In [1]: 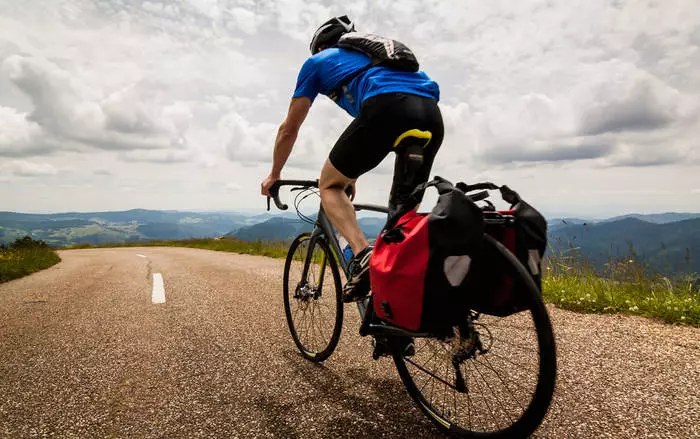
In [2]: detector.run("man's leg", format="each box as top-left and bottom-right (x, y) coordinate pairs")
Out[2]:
(319, 159), (368, 255)
(320, 159), (373, 302)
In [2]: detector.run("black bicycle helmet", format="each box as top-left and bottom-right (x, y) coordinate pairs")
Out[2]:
(309, 15), (355, 54)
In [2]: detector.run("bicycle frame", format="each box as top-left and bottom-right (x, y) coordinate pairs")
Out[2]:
(294, 201), (433, 340)
(299, 202), (389, 321)
(268, 180), (432, 338)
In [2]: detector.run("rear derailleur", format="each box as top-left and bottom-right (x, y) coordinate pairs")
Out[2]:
(450, 314), (491, 393)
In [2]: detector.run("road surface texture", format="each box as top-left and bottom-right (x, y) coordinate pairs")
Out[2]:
(1, 248), (698, 438)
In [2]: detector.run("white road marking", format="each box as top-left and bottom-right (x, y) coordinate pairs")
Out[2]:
(152, 273), (165, 304)
(136, 254), (146, 258)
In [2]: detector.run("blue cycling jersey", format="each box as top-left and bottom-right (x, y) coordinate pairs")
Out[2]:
(292, 48), (440, 118)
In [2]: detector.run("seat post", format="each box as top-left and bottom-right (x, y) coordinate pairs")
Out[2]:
(387, 142), (425, 224)
(386, 129), (434, 228)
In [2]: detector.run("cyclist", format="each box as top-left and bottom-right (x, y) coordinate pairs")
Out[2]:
(261, 15), (444, 303)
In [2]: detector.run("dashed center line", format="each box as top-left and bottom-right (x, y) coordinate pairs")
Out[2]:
(136, 254), (146, 258)
(152, 273), (165, 304)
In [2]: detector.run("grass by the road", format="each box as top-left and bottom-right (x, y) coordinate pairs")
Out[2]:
(67, 237), (699, 326)
(0, 247), (61, 283)
(543, 259), (699, 326)
(68, 237), (290, 259)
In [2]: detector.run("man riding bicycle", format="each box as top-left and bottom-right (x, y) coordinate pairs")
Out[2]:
(261, 15), (444, 303)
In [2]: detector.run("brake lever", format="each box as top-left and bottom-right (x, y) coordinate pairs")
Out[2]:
(268, 181), (288, 210)
(274, 198), (289, 210)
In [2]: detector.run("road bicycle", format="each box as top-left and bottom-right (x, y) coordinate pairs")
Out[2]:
(267, 179), (556, 438)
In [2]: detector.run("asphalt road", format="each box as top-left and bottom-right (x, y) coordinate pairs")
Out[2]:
(1, 248), (698, 438)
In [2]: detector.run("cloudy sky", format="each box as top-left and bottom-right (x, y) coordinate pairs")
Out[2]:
(1, 0), (698, 218)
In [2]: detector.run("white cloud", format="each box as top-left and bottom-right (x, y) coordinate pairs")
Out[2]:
(118, 149), (196, 163)
(0, 105), (46, 156)
(222, 113), (277, 163)
(1, 160), (59, 177)
(0, 0), (698, 216)
(1, 55), (192, 153)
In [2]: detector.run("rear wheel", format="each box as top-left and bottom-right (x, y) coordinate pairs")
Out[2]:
(393, 235), (557, 438)
(283, 233), (343, 362)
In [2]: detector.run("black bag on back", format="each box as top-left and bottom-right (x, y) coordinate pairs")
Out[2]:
(336, 32), (420, 71)
(328, 32), (420, 103)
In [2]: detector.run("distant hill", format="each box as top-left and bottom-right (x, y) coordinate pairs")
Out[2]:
(601, 212), (700, 224)
(2, 208), (698, 275)
(229, 217), (309, 242)
(228, 216), (386, 243)
(547, 217), (593, 232)
(549, 217), (700, 274)
(231, 214), (699, 274)
(546, 212), (700, 231)
(0, 210), (249, 246)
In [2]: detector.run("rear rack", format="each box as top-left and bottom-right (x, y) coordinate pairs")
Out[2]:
(483, 210), (515, 225)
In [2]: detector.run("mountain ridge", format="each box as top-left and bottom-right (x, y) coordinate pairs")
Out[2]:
(549, 217), (700, 274)
(1, 209), (698, 275)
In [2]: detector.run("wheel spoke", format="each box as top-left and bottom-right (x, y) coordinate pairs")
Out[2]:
(477, 356), (527, 412)
(472, 359), (514, 424)
(284, 235), (342, 362)
(467, 361), (501, 429)
(488, 351), (538, 375)
(406, 355), (460, 392)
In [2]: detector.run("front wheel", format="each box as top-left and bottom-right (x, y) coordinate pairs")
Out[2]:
(283, 233), (344, 362)
(393, 235), (557, 438)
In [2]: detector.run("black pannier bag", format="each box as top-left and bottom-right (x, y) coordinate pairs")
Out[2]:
(456, 182), (548, 316)
(369, 177), (484, 335)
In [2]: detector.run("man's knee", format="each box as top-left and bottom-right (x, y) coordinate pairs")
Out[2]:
(319, 179), (346, 193)
(320, 159), (352, 191)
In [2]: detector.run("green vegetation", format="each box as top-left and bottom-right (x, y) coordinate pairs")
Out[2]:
(543, 247), (699, 326)
(67, 237), (290, 259)
(0, 236), (61, 283)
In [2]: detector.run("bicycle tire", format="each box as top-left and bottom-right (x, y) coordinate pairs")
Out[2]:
(283, 233), (344, 362)
(392, 234), (557, 438)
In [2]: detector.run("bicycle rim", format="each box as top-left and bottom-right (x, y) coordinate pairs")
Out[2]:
(283, 233), (343, 362)
(393, 236), (557, 438)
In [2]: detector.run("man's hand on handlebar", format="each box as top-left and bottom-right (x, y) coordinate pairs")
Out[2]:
(261, 173), (279, 197)
(261, 179), (319, 211)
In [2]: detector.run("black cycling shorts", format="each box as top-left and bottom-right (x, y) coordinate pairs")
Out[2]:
(329, 92), (444, 209)
(329, 92), (444, 179)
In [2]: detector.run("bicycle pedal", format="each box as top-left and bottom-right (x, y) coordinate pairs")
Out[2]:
(372, 339), (391, 360)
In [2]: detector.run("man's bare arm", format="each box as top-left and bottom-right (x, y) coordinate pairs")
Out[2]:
(270, 97), (312, 178)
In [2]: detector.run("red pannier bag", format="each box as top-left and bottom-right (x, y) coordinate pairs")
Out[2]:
(458, 183), (548, 316)
(369, 177), (484, 334)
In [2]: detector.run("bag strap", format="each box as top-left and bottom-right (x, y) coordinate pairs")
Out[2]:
(328, 59), (382, 103)
(409, 175), (454, 199)
(383, 176), (452, 230)
(499, 185), (521, 206)
(456, 182), (499, 192)
(456, 181), (523, 208)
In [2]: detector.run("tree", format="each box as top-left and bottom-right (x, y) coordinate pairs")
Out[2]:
(10, 235), (49, 250)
